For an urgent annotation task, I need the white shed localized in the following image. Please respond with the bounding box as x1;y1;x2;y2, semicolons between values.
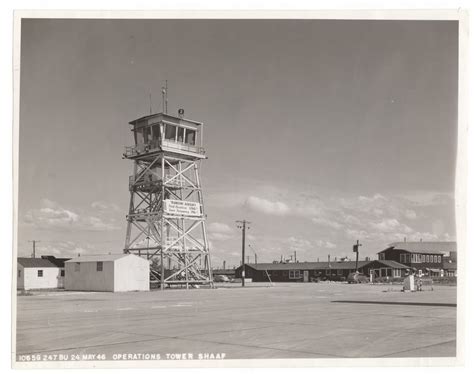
65;254;150;292
17;257;66;290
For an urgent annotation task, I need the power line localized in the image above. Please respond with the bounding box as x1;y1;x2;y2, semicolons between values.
248;244;258;264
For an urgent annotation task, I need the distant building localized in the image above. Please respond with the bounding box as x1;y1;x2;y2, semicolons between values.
442;245;457;277
377;241;457;277
234;259;409;282
65;254;150;292
17;256;69;290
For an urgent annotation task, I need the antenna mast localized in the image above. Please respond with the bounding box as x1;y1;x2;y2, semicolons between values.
161;80;168;114
149;92;152;115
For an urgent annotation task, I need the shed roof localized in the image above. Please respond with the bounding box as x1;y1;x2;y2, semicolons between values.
17;257;62;268
379;241;456;255
66;254;131;263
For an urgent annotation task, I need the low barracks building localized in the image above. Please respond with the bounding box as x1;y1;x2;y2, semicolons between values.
377;241;457;277
65;253;150;292
235;259;410;282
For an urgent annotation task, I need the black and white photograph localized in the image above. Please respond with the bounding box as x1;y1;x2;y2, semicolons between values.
11;10;467;368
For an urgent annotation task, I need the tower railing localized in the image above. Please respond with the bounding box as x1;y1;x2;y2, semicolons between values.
123;140;205;158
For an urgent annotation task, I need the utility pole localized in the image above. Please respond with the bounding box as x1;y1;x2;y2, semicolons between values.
236;220;251;287
28;240;40;258
294;250;297;263
353;239;362;273
255;253;257;264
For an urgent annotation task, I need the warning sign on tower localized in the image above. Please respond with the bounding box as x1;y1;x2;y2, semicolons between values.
164;199;202;217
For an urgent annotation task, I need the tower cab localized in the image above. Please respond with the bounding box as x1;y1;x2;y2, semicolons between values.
124;111;206;161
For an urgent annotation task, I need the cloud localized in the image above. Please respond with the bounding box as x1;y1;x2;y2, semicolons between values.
208;222;233;234
23;240;93;258
405;209;417;220
91;201;120;212
288;236;312;249
315;240;336;249
399;191;454;207
24;206;79;227
311;217;342;230
208;232;233;241
84;216;120;231
244;196;290;216
287;236;336;252
207;191;248;208
373;208;384;216
207;222;234;241
24;199;120;231
369;218;413;234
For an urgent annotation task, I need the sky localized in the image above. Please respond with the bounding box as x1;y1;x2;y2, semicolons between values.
18;19;458;268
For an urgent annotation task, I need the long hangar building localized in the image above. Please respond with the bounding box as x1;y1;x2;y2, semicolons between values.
235;241;457;282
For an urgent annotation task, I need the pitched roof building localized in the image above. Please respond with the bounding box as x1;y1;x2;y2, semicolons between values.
378;241;457;277
17;256;70;290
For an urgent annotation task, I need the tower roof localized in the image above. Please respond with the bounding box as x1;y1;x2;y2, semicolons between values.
128;112;203;126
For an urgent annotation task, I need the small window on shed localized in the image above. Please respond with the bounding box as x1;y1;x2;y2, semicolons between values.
75;263;80;272
60;269;65;277
37;270;43;277
18;270;21;278
325;269;331;275
97;261;103;271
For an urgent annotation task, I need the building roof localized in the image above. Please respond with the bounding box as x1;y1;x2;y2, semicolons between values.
40;256;71;267
245;261;366;271
379;241;456;255
371;260;411;269
17;257;62;268
238;259;410;272
66;254;131;263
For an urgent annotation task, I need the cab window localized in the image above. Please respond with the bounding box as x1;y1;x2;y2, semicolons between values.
186;129;196;145
165;124;177;140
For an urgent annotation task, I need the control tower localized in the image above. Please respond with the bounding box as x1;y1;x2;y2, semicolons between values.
123;108;213;289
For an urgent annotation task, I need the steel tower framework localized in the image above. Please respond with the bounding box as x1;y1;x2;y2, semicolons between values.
123;112;213;289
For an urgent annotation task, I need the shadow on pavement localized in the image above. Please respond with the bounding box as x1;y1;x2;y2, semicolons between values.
332;300;456;307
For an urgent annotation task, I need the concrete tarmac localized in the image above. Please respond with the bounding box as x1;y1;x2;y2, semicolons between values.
15;282;456;360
